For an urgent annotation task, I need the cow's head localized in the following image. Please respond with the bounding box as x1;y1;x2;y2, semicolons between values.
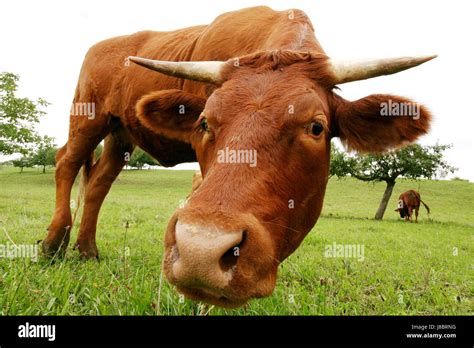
395;199;407;218
395;208;405;218
131;50;434;307
395;207;407;219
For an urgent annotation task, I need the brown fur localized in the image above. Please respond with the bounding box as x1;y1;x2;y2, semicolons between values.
43;6;432;306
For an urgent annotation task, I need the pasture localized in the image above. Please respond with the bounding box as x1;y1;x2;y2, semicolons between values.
0;166;472;315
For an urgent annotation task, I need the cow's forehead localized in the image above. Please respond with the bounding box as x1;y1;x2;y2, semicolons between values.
205;71;330;124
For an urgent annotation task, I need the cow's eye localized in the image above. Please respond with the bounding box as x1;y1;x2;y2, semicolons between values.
200;118;209;132
309;121;324;136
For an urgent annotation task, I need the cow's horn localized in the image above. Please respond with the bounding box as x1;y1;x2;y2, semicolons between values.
329;55;437;84
128;56;225;84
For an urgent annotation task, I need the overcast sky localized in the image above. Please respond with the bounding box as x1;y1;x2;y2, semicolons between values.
1;0;472;180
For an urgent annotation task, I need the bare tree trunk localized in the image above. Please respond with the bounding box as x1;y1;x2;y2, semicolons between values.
43;164;46;174
375;181;396;220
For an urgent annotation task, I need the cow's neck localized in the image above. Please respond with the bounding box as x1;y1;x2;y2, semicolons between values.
183;8;323;96
192;9;322;60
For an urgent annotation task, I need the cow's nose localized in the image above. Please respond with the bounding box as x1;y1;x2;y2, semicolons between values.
171;220;244;290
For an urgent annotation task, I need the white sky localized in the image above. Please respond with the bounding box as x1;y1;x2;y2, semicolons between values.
1;0;473;180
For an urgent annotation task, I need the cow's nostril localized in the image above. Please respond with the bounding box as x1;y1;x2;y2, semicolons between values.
219;230;247;271
172;222;248;288
219;245;239;271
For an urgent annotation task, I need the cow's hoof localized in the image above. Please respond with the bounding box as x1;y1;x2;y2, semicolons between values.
42;225;71;258
41;240;67;259
74;241;99;260
41;235;69;259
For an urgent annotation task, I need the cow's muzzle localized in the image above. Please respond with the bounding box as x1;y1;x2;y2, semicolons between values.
163;210;278;307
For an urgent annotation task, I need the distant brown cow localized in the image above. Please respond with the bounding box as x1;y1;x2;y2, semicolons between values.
42;6;434;307
190;171;202;195
395;190;430;222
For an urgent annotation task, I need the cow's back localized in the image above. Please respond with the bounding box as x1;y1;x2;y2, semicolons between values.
400;190;421;207
75;27;206;117
75;6;322;116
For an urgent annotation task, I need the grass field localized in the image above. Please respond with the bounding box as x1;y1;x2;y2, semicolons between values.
0;165;472;315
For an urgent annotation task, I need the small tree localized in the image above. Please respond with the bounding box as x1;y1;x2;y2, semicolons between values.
0;72;49;155
12;156;33;173
128;147;157;170
330;143;456;220
31;135;57;173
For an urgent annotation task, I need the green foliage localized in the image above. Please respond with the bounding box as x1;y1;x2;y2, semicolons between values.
330;143;456;183
0;72;49;155
329;145;354;179
30;135;57;173
128;147;157;169
12;156;33;173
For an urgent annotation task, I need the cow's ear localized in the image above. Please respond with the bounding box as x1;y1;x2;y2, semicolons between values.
136;89;206;143
330;93;432;153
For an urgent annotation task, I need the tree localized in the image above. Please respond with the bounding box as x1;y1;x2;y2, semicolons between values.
0;72;49;155
31;135;57;173
12;156;33;173
330;143;456;220
128;147;157;169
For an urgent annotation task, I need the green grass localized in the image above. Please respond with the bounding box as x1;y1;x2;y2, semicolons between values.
0;165;472;315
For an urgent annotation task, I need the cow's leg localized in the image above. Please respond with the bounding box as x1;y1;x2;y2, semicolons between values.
74;131;133;259
43;134;105;256
408;207;413;222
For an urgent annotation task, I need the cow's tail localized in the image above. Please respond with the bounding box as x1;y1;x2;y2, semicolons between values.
420;199;430;214
71;152;94;227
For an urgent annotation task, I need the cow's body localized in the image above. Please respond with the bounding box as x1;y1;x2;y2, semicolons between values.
43;6;433;307
395;190;430;222
44;6;320;255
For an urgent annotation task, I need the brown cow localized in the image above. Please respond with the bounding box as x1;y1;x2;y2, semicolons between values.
395;190;430;223
189;171;203;196
42;6;434;307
